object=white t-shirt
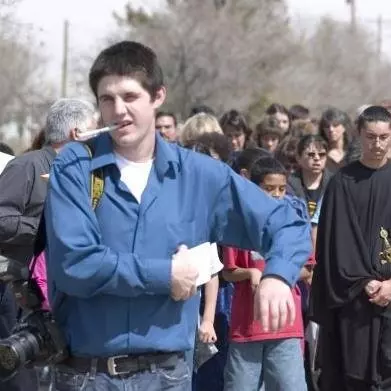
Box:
[115,153,153,204]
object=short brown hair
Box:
[89,41,164,100]
[254,116,285,146]
[274,135,300,172]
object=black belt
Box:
[63,352,184,377]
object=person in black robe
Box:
[310,105,391,391]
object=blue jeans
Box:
[49,357,191,391]
[224,339,307,391]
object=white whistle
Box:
[75,124,119,141]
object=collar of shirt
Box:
[89,133,179,180]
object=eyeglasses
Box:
[305,152,327,159]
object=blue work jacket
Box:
[44,134,311,356]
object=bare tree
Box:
[277,17,389,116]
[86,0,391,122]
[0,1,55,140]
[115,0,293,118]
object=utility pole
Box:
[61,19,69,98]
[346,0,357,33]
[377,14,383,61]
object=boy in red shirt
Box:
[223,156,310,391]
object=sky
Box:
[12,0,391,95]
[288,0,391,20]
[288,0,391,50]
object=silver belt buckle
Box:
[107,355,129,376]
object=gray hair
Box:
[45,98,96,144]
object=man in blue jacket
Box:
[45,41,311,391]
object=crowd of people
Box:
[0,40,390,391]
[153,100,385,391]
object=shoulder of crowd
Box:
[287,171,301,184]
[11,148,47,163]
[4,147,52,171]
[323,168,334,182]
[324,162,357,192]
[337,160,361,180]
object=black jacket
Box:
[288,168,333,201]
[0,146,56,264]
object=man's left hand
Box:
[253,277,295,332]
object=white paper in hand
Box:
[187,242,223,286]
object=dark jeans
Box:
[50,357,191,391]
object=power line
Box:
[377,15,382,59]
[61,20,69,98]
[346,0,357,33]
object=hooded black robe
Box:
[310,160,391,390]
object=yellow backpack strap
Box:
[82,143,104,211]
[91,168,104,210]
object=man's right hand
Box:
[171,245,199,301]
